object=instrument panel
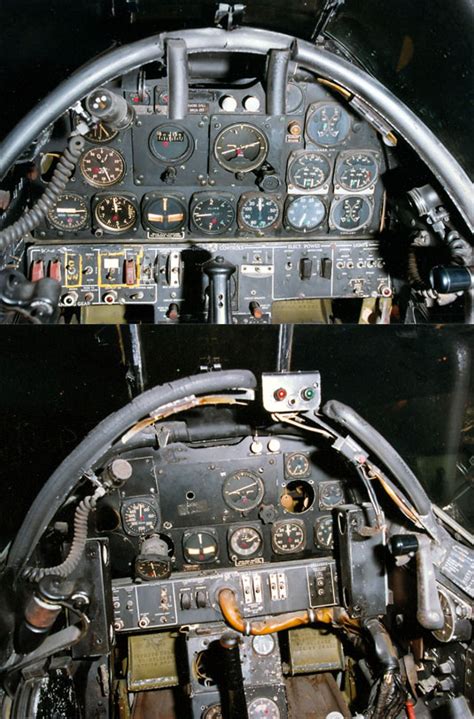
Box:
[94,436,355,579]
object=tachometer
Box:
[330,196,372,232]
[228,526,263,558]
[222,470,265,512]
[80,147,125,187]
[183,530,218,564]
[122,500,158,536]
[285,196,325,232]
[191,195,235,235]
[214,123,268,173]
[239,195,280,231]
[149,124,193,163]
[287,152,331,190]
[306,103,351,147]
[272,520,306,554]
[142,195,187,232]
[48,194,89,231]
[335,152,379,191]
[94,195,137,233]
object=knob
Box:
[220,95,238,112]
[202,256,236,325]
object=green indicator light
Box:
[301,387,315,401]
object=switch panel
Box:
[262,372,321,412]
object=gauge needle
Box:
[148,213,164,222]
[104,168,112,182]
[194,213,214,218]
[113,197,119,213]
[221,141,260,155]
[227,483,256,495]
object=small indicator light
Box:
[301,387,315,401]
[274,388,287,401]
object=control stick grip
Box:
[415,535,444,630]
[202,256,236,324]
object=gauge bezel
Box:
[271,519,306,555]
[47,193,89,231]
[238,193,282,232]
[141,193,187,233]
[228,525,264,559]
[214,122,269,173]
[80,146,126,188]
[287,151,332,192]
[121,497,159,537]
[190,193,236,236]
[334,150,379,193]
[182,528,219,564]
[329,195,373,233]
[222,469,265,512]
[305,101,351,147]
[247,697,281,718]
[284,195,326,233]
[148,123,194,164]
[314,515,334,549]
[93,194,138,233]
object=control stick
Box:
[202,256,236,324]
[219,632,249,719]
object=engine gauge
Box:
[335,152,379,192]
[287,152,331,190]
[191,196,235,235]
[330,196,372,232]
[306,103,351,147]
[48,194,89,231]
[84,122,118,144]
[143,195,187,232]
[247,697,280,719]
[222,470,265,512]
[272,520,306,554]
[285,452,311,479]
[183,530,218,564]
[122,500,158,536]
[214,123,268,173]
[239,195,280,231]
[285,196,325,232]
[149,124,193,163]
[80,147,125,187]
[318,481,345,509]
[94,195,137,233]
[134,555,172,580]
[314,515,334,549]
[228,526,263,558]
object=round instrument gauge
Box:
[331,196,372,232]
[222,470,265,512]
[94,195,137,233]
[252,634,276,656]
[272,520,306,554]
[143,195,187,232]
[288,152,331,190]
[214,123,268,173]
[229,526,263,558]
[84,122,118,144]
[149,124,193,163]
[122,500,158,536]
[336,152,378,192]
[319,481,345,509]
[285,196,325,232]
[48,194,89,231]
[432,590,457,643]
[202,705,223,719]
[191,196,235,235]
[306,103,351,147]
[183,531,218,564]
[247,697,280,719]
[80,147,125,187]
[314,515,334,549]
[285,452,311,479]
[239,195,280,231]
[134,555,172,581]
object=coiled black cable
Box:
[0,135,85,253]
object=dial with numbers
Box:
[306,103,351,146]
[122,500,158,536]
[191,196,235,235]
[80,147,125,187]
[272,520,306,554]
[331,196,372,231]
[94,195,137,233]
[336,152,378,191]
[288,152,331,190]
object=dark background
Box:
[0,0,472,177]
[0,325,472,548]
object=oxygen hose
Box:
[7,370,257,575]
[0,135,85,253]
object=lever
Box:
[219,632,249,719]
[202,256,236,324]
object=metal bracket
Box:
[215,3,246,30]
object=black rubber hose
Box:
[322,400,432,517]
[7,370,257,573]
[266,48,290,115]
[0,136,85,253]
[167,38,189,120]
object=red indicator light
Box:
[274,388,287,401]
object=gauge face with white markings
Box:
[80,147,125,187]
[285,452,311,479]
[94,195,137,232]
[191,196,235,234]
[306,103,351,146]
[222,470,265,512]
[336,152,378,191]
[285,195,325,232]
[48,193,89,230]
[314,515,334,549]
[228,526,263,557]
[239,195,280,231]
[272,520,306,554]
[183,530,218,563]
[247,697,280,718]
[143,195,186,232]
[214,123,268,172]
[331,196,372,231]
[122,500,158,536]
[288,152,331,190]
